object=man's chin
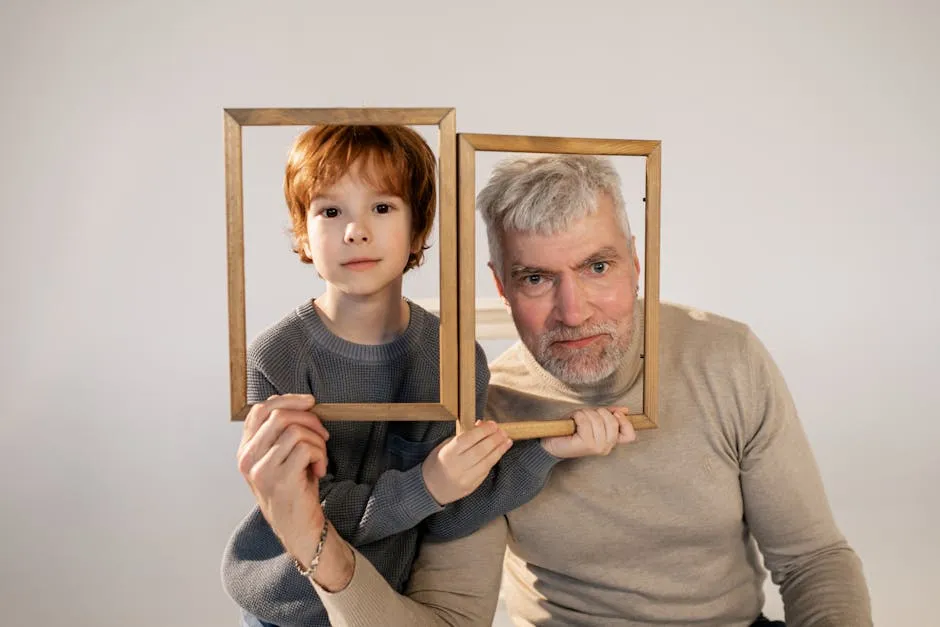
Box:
[540,355,615,386]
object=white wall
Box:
[1,1,937,625]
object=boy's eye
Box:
[374,203,392,214]
[323,207,339,218]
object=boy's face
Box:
[303,158,418,298]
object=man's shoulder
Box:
[660,300,753,344]
[658,301,764,374]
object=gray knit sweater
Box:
[221,299,559,627]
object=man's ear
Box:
[632,235,641,277]
[488,262,510,309]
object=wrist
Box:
[292,516,329,581]
[284,512,327,569]
[311,522,356,592]
[421,460,447,506]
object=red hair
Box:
[284,125,437,271]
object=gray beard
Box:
[534,321,631,386]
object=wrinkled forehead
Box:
[501,217,630,272]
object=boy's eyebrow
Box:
[310,192,405,203]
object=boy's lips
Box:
[341,258,380,271]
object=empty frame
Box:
[457,134,661,438]
[224,108,460,422]
[223,109,660,439]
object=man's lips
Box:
[553,334,605,349]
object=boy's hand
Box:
[422,420,513,505]
[540,406,635,459]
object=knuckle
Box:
[237,455,252,476]
[247,465,265,487]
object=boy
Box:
[222,125,628,627]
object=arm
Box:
[253,359,445,546]
[316,516,508,627]
[228,395,507,627]
[739,329,872,627]
[426,342,560,538]
[425,437,557,539]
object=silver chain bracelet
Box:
[293,520,330,580]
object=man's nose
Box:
[344,219,370,244]
[554,275,590,327]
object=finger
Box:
[249,435,326,493]
[243,394,316,442]
[598,408,619,450]
[572,410,597,445]
[240,408,325,476]
[470,435,513,476]
[463,430,512,470]
[283,439,328,477]
[617,414,637,443]
[267,423,328,468]
[448,421,500,455]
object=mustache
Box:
[541,322,618,345]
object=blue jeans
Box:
[240,610,277,627]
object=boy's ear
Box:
[295,232,312,260]
[410,234,423,254]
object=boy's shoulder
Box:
[247,302,313,367]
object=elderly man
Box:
[237,155,873,626]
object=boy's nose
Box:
[344,221,370,243]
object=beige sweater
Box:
[317,302,872,626]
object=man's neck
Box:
[313,283,410,345]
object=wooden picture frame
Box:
[224,108,460,422]
[456,134,661,439]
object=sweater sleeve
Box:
[249,345,446,546]
[220,350,447,627]
[424,342,560,539]
[739,329,872,627]
[316,516,508,627]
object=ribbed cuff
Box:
[395,463,445,521]
[315,550,388,624]
[514,440,562,478]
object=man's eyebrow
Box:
[509,265,548,278]
[577,247,621,268]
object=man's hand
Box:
[421,420,513,505]
[541,406,636,459]
[237,393,331,567]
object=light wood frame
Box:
[224,108,460,422]
[457,134,661,439]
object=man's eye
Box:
[524,275,543,285]
[590,261,609,274]
[323,207,339,218]
[374,203,391,214]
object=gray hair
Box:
[476,154,634,279]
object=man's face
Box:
[493,193,641,385]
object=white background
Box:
[1,1,937,625]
